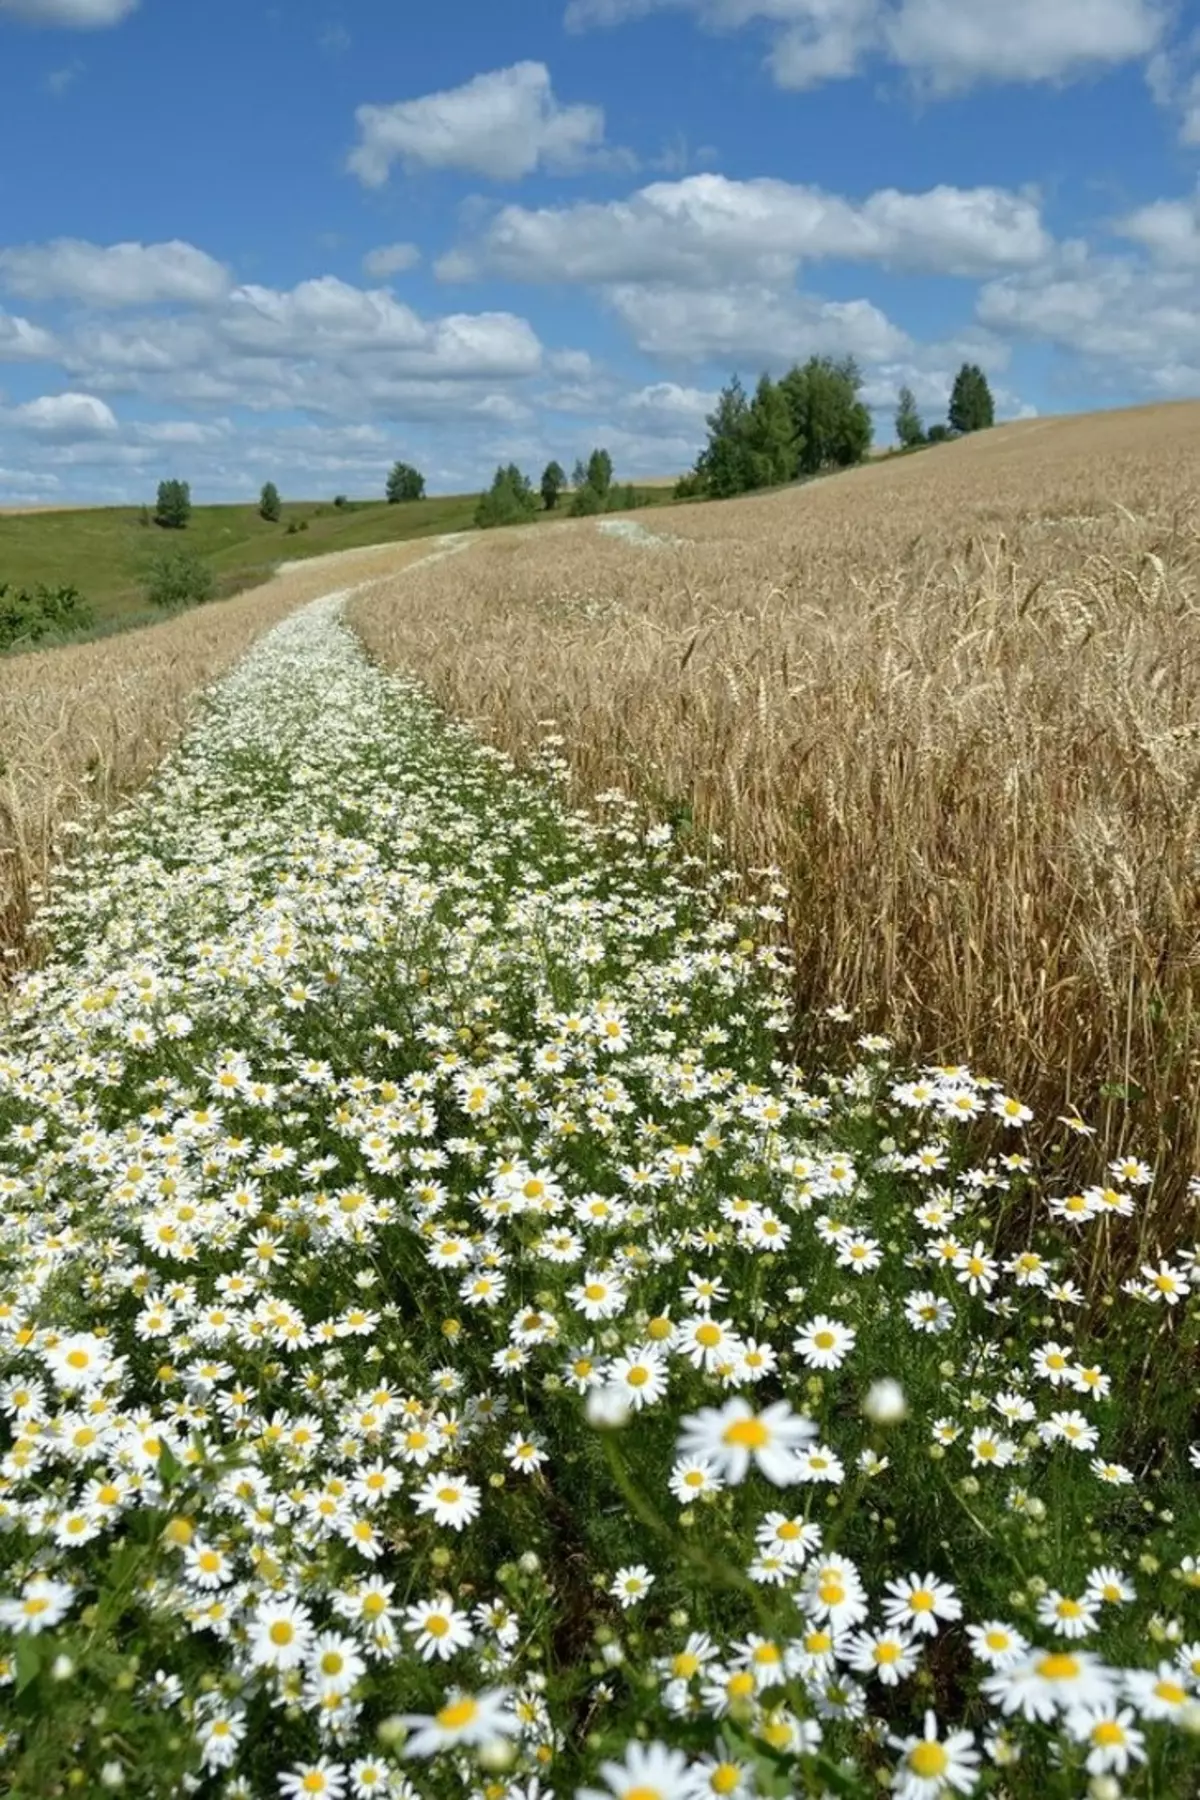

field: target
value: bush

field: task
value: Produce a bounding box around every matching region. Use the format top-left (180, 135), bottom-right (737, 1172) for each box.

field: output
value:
top-left (474, 464), bottom-right (538, 529)
top-left (154, 478), bottom-right (191, 530)
top-left (143, 548), bottom-right (214, 610)
top-left (0, 581), bottom-right (93, 651)
top-left (333, 495), bottom-right (349, 509)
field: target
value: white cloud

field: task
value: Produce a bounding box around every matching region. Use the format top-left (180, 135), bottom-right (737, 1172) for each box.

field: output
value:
top-left (0, 0), bottom-right (137, 22)
top-left (44, 57), bottom-right (84, 93)
top-left (1117, 187), bottom-right (1200, 264)
top-left (607, 280), bottom-right (910, 364)
top-left (566, 0), bottom-right (1169, 95)
top-left (13, 391), bottom-right (118, 438)
top-left (348, 61), bottom-right (615, 186)
top-left (977, 244), bottom-right (1200, 392)
top-left (362, 242), bottom-right (422, 279)
top-left (0, 306), bottom-right (58, 359)
top-left (439, 174), bottom-right (1051, 287)
top-left (1146, 39), bottom-right (1200, 143)
top-left (623, 380), bottom-right (718, 429)
top-left (0, 238), bottom-right (231, 307)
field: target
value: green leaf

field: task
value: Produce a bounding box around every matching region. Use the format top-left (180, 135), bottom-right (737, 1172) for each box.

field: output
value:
top-left (15, 1633), bottom-right (41, 1695)
top-left (157, 1439), bottom-right (183, 1487)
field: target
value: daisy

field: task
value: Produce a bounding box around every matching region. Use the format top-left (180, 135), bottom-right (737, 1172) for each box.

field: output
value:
top-left (881, 1572), bottom-right (962, 1637)
top-left (248, 1597), bottom-right (314, 1671)
top-left (668, 1456), bottom-right (724, 1505)
top-left (579, 1740), bottom-right (701, 1800)
top-left (403, 1598), bottom-right (474, 1662)
top-left (676, 1397), bottom-right (815, 1485)
top-left (793, 1316), bottom-right (856, 1370)
top-left (755, 1512), bottom-right (822, 1566)
top-left (307, 1633), bottom-right (367, 1695)
top-left (607, 1348), bottom-right (670, 1410)
top-left (981, 1649), bottom-right (1118, 1722)
top-left (1122, 1662), bottom-right (1192, 1721)
top-left (412, 1473), bottom-right (481, 1531)
top-left (0, 1575), bottom-right (74, 1635)
top-left (801, 1555), bottom-right (870, 1630)
top-left (505, 1433), bottom-right (548, 1475)
top-left (568, 1272), bottom-right (628, 1322)
top-left (1035, 1591), bottom-right (1097, 1639)
top-left (966, 1621), bottom-right (1028, 1669)
top-left (279, 1760), bottom-right (347, 1799)
top-left (846, 1627), bottom-right (920, 1686)
top-left (400, 1689), bottom-right (517, 1759)
top-left (676, 1315), bottom-right (744, 1373)
top-left (1064, 1704), bottom-right (1146, 1776)
top-left (610, 1566), bottom-right (655, 1608)
top-left (1085, 1565), bottom-right (1135, 1607)
top-left (889, 1712), bottom-right (979, 1799)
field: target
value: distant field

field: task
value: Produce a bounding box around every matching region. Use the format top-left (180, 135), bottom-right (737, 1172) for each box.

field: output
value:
top-left (350, 397), bottom-right (1200, 1230)
top-left (0, 486), bottom-right (678, 631)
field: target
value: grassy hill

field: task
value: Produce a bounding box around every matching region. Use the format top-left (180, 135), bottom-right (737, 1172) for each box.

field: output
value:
top-left (0, 486), bottom-right (678, 637)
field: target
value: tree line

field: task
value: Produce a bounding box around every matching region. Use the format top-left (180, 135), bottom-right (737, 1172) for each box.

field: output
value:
top-left (675, 358), bottom-right (996, 503)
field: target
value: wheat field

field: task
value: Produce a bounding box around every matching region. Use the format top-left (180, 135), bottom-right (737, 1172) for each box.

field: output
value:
top-left (351, 400), bottom-right (1200, 1238)
top-left (0, 539), bottom-right (450, 968)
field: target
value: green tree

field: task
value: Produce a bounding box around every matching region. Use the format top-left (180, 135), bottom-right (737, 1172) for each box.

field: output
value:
top-left (585, 448), bottom-right (613, 498)
top-left (570, 457), bottom-right (588, 491)
top-left (779, 356), bottom-right (872, 476)
top-left (894, 385), bottom-right (925, 450)
top-left (154, 478), bottom-right (191, 529)
top-left (692, 374), bottom-right (753, 499)
top-left (948, 363), bottom-right (995, 434)
top-left (540, 460), bottom-right (566, 511)
top-left (742, 373), bottom-right (797, 489)
top-left (926, 422), bottom-right (952, 444)
top-left (474, 464), bottom-right (538, 529)
top-left (568, 483), bottom-right (604, 517)
top-left (386, 461), bottom-right (426, 502)
top-left (259, 481), bottom-right (282, 522)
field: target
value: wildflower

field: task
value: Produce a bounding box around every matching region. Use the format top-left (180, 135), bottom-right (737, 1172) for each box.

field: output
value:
top-left (982, 1649), bottom-right (1119, 1721)
top-left (611, 1566), bottom-right (655, 1608)
top-left (846, 1627), bottom-right (919, 1686)
top-left (966, 1621), bottom-right (1028, 1668)
top-left (404, 1599), bottom-right (474, 1662)
top-left (413, 1473), bottom-right (481, 1530)
top-left (793, 1315), bottom-right (856, 1370)
top-left (249, 1598), bottom-right (315, 1671)
top-left (889, 1712), bottom-right (980, 1798)
top-left (400, 1689), bottom-right (517, 1758)
top-left (1122, 1662), bottom-right (1192, 1721)
top-left (0, 1575), bottom-right (74, 1635)
top-left (863, 1379), bottom-right (907, 1423)
top-left (882, 1572), bottom-right (962, 1637)
top-left (1064, 1705), bottom-right (1147, 1776)
top-left (1036, 1591), bottom-right (1099, 1640)
top-left (278, 1759), bottom-right (347, 1798)
top-left (676, 1397), bottom-right (816, 1485)
top-left (580, 1741), bottom-right (701, 1800)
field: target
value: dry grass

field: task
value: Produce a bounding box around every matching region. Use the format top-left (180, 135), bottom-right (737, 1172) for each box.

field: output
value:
top-left (350, 400), bottom-right (1200, 1241)
top-left (1, 538), bottom-right (447, 969)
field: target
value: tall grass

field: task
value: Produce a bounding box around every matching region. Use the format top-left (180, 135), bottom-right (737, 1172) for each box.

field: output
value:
top-left (349, 400), bottom-right (1200, 1243)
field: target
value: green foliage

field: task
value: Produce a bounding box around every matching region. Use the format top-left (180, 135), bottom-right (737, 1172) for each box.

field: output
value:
top-left (780, 354), bottom-right (873, 475)
top-left (386, 461), bottom-right (426, 503)
top-left (333, 494), bottom-right (349, 509)
top-left (694, 374), bottom-right (754, 499)
top-left (138, 505), bottom-right (151, 528)
top-left (474, 463), bottom-right (539, 529)
top-left (0, 580), bottom-right (93, 651)
top-left (570, 456), bottom-right (588, 490)
top-left (259, 481), bottom-right (282, 523)
top-left (585, 447), bottom-right (613, 497)
top-left (568, 482), bottom-right (604, 517)
top-left (154, 478), bottom-right (191, 530)
top-left (949, 362), bottom-right (995, 434)
top-left (742, 372), bottom-right (797, 489)
top-left (143, 547), bottom-right (215, 610)
top-left (926, 422), bottom-right (952, 444)
top-left (895, 384), bottom-right (925, 449)
top-left (540, 461), bottom-right (566, 511)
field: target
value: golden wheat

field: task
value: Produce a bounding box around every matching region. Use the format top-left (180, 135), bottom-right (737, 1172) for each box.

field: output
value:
top-left (349, 400), bottom-right (1200, 1240)
top-left (0, 539), bottom-right (447, 969)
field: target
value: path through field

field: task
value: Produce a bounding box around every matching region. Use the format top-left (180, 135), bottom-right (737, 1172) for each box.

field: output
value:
top-left (0, 558), bottom-right (1196, 1798)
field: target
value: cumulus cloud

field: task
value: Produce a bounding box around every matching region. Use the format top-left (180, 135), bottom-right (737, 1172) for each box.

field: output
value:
top-left (607, 280), bottom-right (910, 364)
top-left (12, 391), bottom-right (118, 438)
top-left (566, 0), bottom-right (1168, 95)
top-left (977, 243), bottom-right (1200, 393)
top-left (362, 243), bottom-right (422, 279)
top-left (348, 61), bottom-right (617, 186)
top-left (438, 174), bottom-right (1051, 287)
top-left (0, 0), bottom-right (138, 23)
top-left (1117, 187), bottom-right (1200, 264)
top-left (0, 306), bottom-right (58, 360)
top-left (0, 238), bottom-right (231, 307)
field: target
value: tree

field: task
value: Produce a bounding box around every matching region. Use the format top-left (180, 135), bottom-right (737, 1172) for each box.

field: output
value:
top-left (259, 481), bottom-right (281, 522)
top-left (926, 423), bottom-right (952, 445)
top-left (742, 372), bottom-right (797, 489)
top-left (474, 464), bottom-right (538, 529)
top-left (894, 386), bottom-right (925, 450)
top-left (692, 374), bottom-right (753, 499)
top-left (948, 363), bottom-right (995, 435)
top-left (386, 461), bottom-right (425, 503)
top-left (780, 356), bottom-right (872, 476)
top-left (570, 457), bottom-right (588, 491)
top-left (540, 460), bottom-right (566, 511)
top-left (155, 478), bottom-right (191, 529)
top-left (585, 447), bottom-right (613, 498)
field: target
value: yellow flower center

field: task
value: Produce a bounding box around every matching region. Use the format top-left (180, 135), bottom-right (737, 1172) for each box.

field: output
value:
top-left (723, 1418), bottom-right (769, 1450)
top-left (1036, 1653), bottom-right (1080, 1681)
top-left (908, 1743), bottom-right (948, 1778)
top-left (269, 1621), bottom-right (295, 1647)
top-left (436, 1698), bottom-right (479, 1730)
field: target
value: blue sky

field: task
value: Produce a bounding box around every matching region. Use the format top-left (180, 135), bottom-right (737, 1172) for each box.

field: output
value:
top-left (0, 0), bottom-right (1198, 502)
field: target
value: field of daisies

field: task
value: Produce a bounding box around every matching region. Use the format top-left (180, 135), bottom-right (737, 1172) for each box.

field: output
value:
top-left (1, 574), bottom-right (1198, 1800)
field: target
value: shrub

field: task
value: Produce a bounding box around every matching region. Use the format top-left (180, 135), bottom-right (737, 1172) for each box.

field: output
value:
top-left (333, 495), bottom-right (349, 509)
top-left (154, 478), bottom-right (191, 530)
top-left (143, 548), bottom-right (214, 610)
top-left (474, 464), bottom-right (538, 529)
top-left (0, 581), bottom-right (93, 651)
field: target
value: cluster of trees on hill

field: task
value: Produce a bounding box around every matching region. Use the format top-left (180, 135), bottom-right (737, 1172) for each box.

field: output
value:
top-left (474, 447), bottom-right (639, 530)
top-left (895, 364), bottom-right (995, 449)
top-left (675, 358), bottom-right (998, 503)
